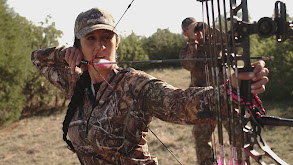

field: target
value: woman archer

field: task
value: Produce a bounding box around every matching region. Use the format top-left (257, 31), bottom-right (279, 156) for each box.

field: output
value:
top-left (31, 7), bottom-right (269, 165)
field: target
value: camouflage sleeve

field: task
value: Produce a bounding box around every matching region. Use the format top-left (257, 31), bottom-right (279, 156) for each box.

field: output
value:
top-left (31, 47), bottom-right (81, 96)
top-left (141, 80), bottom-right (226, 125)
top-left (179, 42), bottom-right (198, 71)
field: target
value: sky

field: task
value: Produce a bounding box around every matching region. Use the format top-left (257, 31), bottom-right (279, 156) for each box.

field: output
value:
top-left (6, 0), bottom-right (293, 46)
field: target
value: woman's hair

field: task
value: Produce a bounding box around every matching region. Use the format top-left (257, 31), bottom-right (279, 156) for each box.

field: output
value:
top-left (61, 39), bottom-right (87, 152)
top-left (73, 37), bottom-right (81, 49)
top-left (62, 70), bottom-right (90, 152)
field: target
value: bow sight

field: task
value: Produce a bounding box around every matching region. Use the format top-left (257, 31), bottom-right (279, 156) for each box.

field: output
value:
top-left (234, 1), bottom-right (293, 42)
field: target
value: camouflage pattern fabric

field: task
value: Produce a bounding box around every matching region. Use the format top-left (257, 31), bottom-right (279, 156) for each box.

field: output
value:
top-left (32, 47), bottom-right (229, 165)
top-left (179, 39), bottom-right (209, 87)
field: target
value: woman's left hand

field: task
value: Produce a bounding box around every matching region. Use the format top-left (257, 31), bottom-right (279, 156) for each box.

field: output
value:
top-left (64, 47), bottom-right (87, 74)
top-left (231, 60), bottom-right (269, 95)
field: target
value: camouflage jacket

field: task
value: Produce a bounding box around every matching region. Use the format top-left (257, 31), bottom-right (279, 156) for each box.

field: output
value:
top-left (31, 47), bottom-right (227, 165)
top-left (179, 29), bottom-right (226, 87)
top-left (179, 39), bottom-right (209, 87)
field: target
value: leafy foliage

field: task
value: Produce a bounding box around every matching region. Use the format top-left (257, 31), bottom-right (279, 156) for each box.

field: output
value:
top-left (0, 0), bottom-right (29, 125)
top-left (117, 29), bottom-right (186, 69)
top-left (143, 28), bottom-right (186, 68)
top-left (0, 0), bottom-right (63, 126)
top-left (21, 17), bottom-right (64, 117)
top-left (117, 32), bottom-right (149, 69)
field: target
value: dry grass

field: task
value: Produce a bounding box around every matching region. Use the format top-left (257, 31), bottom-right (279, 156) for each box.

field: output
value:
top-left (0, 68), bottom-right (292, 165)
top-left (145, 67), bottom-right (190, 89)
top-left (0, 112), bottom-right (79, 165)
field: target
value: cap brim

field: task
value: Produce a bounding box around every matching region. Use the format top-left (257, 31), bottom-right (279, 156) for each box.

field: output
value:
top-left (75, 24), bottom-right (118, 39)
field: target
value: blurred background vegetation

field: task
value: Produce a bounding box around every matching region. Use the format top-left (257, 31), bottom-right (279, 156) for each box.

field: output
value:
top-left (0, 0), bottom-right (292, 127)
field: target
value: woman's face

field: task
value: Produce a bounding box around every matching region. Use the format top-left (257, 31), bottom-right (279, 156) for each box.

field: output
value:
top-left (80, 29), bottom-right (118, 70)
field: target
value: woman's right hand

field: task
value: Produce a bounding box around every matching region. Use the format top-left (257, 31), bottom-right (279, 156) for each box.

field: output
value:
top-left (64, 47), bottom-right (86, 74)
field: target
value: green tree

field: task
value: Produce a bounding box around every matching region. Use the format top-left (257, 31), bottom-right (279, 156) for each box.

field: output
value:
top-left (143, 28), bottom-right (186, 68)
top-left (22, 16), bottom-right (64, 117)
top-left (0, 0), bottom-right (31, 125)
top-left (0, 0), bottom-right (63, 126)
top-left (251, 36), bottom-right (293, 101)
top-left (117, 32), bottom-right (149, 69)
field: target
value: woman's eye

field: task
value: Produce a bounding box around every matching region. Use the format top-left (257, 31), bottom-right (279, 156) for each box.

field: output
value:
top-left (87, 36), bottom-right (95, 40)
top-left (101, 35), bottom-right (112, 41)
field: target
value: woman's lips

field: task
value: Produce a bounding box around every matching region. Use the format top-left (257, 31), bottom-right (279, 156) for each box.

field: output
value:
top-left (93, 55), bottom-right (105, 59)
top-left (92, 52), bottom-right (105, 59)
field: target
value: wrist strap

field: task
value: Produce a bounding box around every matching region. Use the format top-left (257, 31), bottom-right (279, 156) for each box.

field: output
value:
top-left (226, 79), bottom-right (265, 118)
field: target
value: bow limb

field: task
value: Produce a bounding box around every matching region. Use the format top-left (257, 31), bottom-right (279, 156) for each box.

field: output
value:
top-left (232, 0), bottom-right (274, 164)
top-left (235, 1), bottom-right (250, 164)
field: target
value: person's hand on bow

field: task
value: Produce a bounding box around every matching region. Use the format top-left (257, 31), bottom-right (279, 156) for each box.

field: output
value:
top-left (231, 60), bottom-right (269, 95)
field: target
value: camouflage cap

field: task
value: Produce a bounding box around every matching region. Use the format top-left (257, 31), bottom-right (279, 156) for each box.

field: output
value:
top-left (181, 17), bottom-right (197, 32)
top-left (74, 8), bottom-right (118, 39)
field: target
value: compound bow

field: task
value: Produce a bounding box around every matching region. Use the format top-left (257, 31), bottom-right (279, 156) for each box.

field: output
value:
top-left (196, 0), bottom-right (293, 164)
top-left (111, 0), bottom-right (293, 164)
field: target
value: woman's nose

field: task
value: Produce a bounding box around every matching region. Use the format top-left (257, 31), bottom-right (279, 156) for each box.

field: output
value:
top-left (96, 41), bottom-right (106, 50)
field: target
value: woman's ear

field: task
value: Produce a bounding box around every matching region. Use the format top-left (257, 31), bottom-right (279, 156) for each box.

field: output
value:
top-left (115, 35), bottom-right (120, 49)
